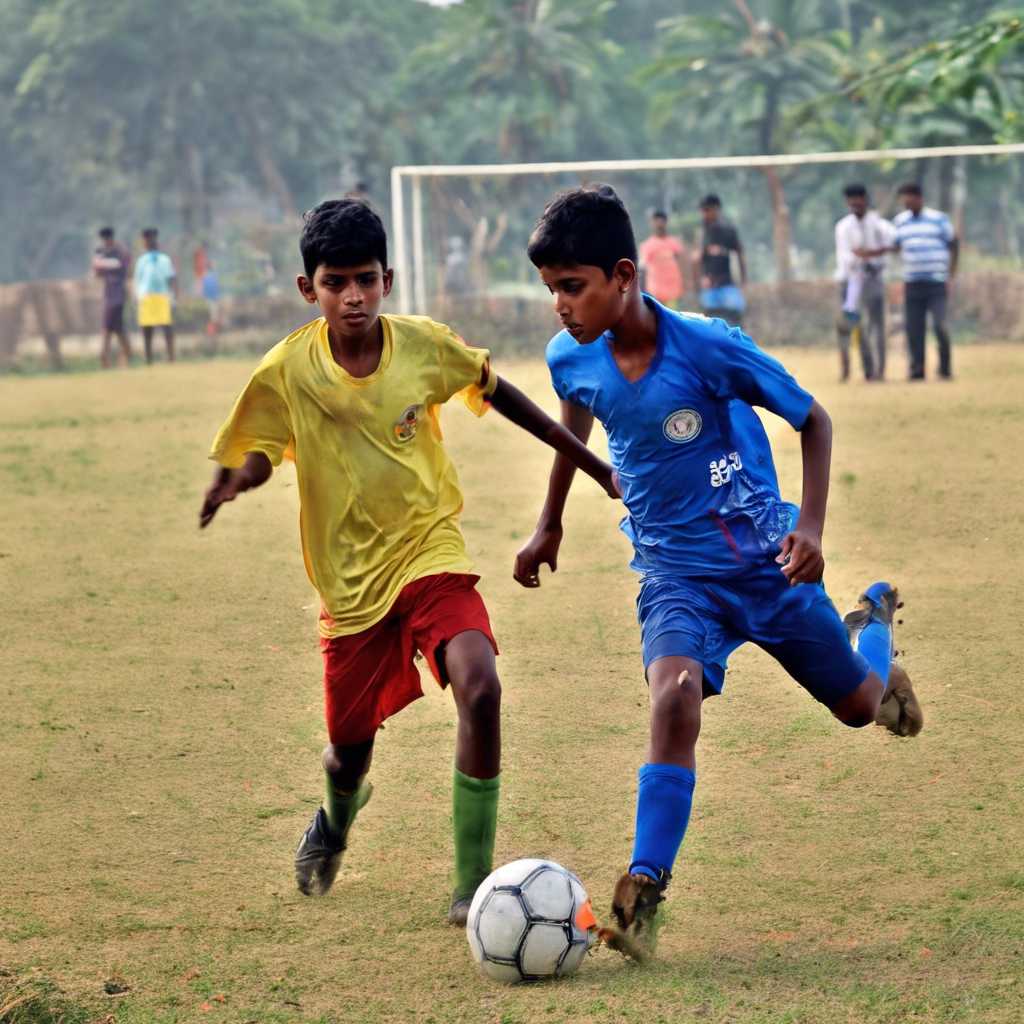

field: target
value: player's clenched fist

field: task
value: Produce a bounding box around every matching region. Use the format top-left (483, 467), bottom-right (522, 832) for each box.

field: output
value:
top-left (514, 525), bottom-right (563, 588)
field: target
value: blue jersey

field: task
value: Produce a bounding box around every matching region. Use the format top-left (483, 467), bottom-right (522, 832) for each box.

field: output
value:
top-left (547, 298), bottom-right (814, 578)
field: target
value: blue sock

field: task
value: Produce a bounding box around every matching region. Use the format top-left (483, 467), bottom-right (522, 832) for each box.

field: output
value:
top-left (857, 582), bottom-right (893, 687)
top-left (629, 763), bottom-right (696, 884)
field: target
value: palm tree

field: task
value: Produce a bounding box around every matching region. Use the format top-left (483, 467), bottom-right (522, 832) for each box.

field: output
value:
top-left (410, 0), bottom-right (619, 163)
top-left (640, 0), bottom-right (850, 280)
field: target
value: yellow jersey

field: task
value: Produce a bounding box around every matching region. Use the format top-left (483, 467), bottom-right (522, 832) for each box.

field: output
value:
top-left (209, 314), bottom-right (497, 638)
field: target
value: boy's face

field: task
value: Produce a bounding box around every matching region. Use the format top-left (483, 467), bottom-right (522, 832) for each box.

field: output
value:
top-left (651, 215), bottom-right (668, 236)
top-left (538, 261), bottom-right (635, 345)
top-left (700, 205), bottom-right (719, 226)
top-left (297, 260), bottom-right (393, 341)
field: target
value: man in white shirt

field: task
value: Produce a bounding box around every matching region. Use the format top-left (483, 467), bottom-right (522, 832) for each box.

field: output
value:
top-left (834, 184), bottom-right (894, 382)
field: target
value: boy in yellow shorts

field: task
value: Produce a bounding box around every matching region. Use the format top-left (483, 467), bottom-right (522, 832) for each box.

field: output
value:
top-left (134, 227), bottom-right (177, 363)
top-left (199, 198), bottom-right (618, 924)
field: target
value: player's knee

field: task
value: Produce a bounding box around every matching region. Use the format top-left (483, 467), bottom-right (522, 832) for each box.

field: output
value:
top-left (650, 672), bottom-right (702, 728)
top-left (456, 667), bottom-right (501, 722)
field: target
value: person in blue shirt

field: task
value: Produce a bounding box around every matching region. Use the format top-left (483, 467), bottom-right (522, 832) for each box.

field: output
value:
top-left (514, 185), bottom-right (921, 961)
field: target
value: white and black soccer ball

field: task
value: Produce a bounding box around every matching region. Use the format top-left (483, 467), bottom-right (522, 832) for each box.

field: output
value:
top-left (466, 858), bottom-right (597, 983)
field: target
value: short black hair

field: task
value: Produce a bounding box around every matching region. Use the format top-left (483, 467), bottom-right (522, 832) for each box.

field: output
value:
top-left (527, 184), bottom-right (637, 277)
top-left (300, 198), bottom-right (388, 278)
top-left (98, 226), bottom-right (114, 239)
top-left (699, 193), bottom-right (721, 209)
top-left (651, 208), bottom-right (668, 220)
top-left (142, 227), bottom-right (158, 238)
top-left (898, 182), bottom-right (923, 197)
top-left (843, 183), bottom-right (868, 199)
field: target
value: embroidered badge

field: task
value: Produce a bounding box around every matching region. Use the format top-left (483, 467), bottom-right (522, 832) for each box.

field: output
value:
top-left (394, 405), bottom-right (420, 442)
top-left (663, 408), bottom-right (702, 444)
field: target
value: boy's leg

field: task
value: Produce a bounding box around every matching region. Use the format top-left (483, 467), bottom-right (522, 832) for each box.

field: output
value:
top-left (843, 582), bottom-right (923, 735)
top-left (607, 655), bottom-right (702, 961)
top-left (295, 737), bottom-right (375, 896)
top-left (296, 614), bottom-right (415, 897)
top-left (142, 326), bottom-right (154, 364)
top-left (117, 330), bottom-right (132, 366)
top-left (163, 325), bottom-right (175, 362)
top-left (441, 629), bottom-right (501, 925)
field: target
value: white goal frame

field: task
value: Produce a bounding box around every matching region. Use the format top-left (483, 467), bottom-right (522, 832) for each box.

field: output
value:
top-left (390, 142), bottom-right (1024, 313)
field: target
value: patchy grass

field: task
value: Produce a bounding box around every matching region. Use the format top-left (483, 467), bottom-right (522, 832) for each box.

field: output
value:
top-left (1, 346), bottom-right (1022, 1023)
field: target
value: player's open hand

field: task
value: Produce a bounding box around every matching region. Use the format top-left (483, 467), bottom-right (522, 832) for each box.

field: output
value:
top-left (514, 525), bottom-right (563, 588)
top-left (776, 527), bottom-right (824, 585)
top-left (199, 469), bottom-right (241, 529)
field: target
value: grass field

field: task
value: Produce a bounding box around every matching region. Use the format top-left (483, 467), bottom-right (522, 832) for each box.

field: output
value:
top-left (2, 345), bottom-right (1023, 1024)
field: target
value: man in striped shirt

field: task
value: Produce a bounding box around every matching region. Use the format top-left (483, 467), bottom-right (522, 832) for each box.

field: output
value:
top-left (890, 183), bottom-right (959, 380)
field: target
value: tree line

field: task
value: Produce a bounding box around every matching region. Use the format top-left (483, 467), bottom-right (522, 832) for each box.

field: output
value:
top-left (0, 0), bottom-right (1020, 285)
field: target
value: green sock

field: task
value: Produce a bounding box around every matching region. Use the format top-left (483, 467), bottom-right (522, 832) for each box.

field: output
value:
top-left (452, 768), bottom-right (500, 899)
top-left (323, 774), bottom-right (372, 842)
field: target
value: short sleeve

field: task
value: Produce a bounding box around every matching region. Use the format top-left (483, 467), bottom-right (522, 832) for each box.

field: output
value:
top-left (432, 322), bottom-right (495, 417)
top-left (693, 320), bottom-right (813, 430)
top-left (728, 226), bottom-right (742, 251)
top-left (940, 214), bottom-right (955, 243)
top-left (209, 370), bottom-right (294, 468)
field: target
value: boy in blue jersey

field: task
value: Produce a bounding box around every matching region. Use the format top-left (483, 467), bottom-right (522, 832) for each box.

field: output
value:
top-left (514, 185), bottom-right (921, 960)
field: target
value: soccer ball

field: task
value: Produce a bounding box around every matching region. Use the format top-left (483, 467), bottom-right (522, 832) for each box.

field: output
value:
top-left (466, 858), bottom-right (597, 983)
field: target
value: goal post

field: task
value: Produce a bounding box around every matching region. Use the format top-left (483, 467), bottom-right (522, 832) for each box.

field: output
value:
top-left (390, 143), bottom-right (1024, 348)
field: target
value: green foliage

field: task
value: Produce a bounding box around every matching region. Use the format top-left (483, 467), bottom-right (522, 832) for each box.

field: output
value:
top-left (0, 0), bottom-right (1022, 285)
top-left (844, 10), bottom-right (1024, 143)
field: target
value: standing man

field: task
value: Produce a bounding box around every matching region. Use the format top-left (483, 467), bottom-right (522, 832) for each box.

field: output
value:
top-left (134, 227), bottom-right (177, 364)
top-left (889, 183), bottom-right (958, 380)
top-left (834, 184), bottom-right (894, 382)
top-left (91, 227), bottom-right (132, 368)
top-left (695, 194), bottom-right (747, 325)
top-left (638, 210), bottom-right (688, 309)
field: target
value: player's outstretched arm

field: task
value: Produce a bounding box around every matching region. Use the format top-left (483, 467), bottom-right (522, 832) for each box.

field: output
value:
top-left (199, 451), bottom-right (273, 529)
top-left (490, 377), bottom-right (616, 498)
top-left (512, 397), bottom-right (595, 589)
top-left (777, 399), bottom-right (832, 586)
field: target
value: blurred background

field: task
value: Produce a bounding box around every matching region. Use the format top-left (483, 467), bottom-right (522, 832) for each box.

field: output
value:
top-left (1, 0), bottom-right (1021, 368)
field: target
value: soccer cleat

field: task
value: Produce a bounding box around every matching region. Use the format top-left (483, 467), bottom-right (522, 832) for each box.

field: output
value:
top-left (294, 783), bottom-right (373, 896)
top-left (295, 807), bottom-right (346, 896)
top-left (843, 583), bottom-right (923, 737)
top-left (843, 580), bottom-right (899, 655)
top-left (875, 662), bottom-right (924, 737)
top-left (447, 891), bottom-right (474, 927)
top-left (600, 871), bottom-right (667, 963)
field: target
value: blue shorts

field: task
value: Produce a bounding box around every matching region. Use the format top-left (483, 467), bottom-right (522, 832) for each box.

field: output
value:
top-left (699, 284), bottom-right (746, 314)
top-left (637, 562), bottom-right (869, 710)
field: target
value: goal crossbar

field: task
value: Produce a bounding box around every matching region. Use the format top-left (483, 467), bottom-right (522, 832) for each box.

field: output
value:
top-left (390, 143), bottom-right (1024, 311)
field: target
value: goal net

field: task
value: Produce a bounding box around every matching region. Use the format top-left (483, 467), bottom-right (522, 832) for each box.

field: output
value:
top-left (389, 144), bottom-right (1024, 355)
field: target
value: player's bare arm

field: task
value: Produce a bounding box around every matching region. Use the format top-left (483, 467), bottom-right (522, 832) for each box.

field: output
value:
top-left (199, 450), bottom-right (273, 528)
top-left (489, 377), bottom-right (616, 499)
top-left (513, 399), bottom-right (595, 588)
top-left (777, 399), bottom-right (831, 585)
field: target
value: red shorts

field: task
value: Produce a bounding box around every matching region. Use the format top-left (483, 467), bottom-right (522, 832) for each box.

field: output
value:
top-left (320, 573), bottom-right (497, 746)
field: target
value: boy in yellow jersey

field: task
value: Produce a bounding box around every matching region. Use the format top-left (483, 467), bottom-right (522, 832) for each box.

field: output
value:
top-left (199, 199), bottom-right (618, 924)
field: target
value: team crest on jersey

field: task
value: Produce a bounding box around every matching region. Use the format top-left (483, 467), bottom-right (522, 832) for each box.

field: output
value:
top-left (663, 408), bottom-right (702, 444)
top-left (394, 405), bottom-right (420, 442)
